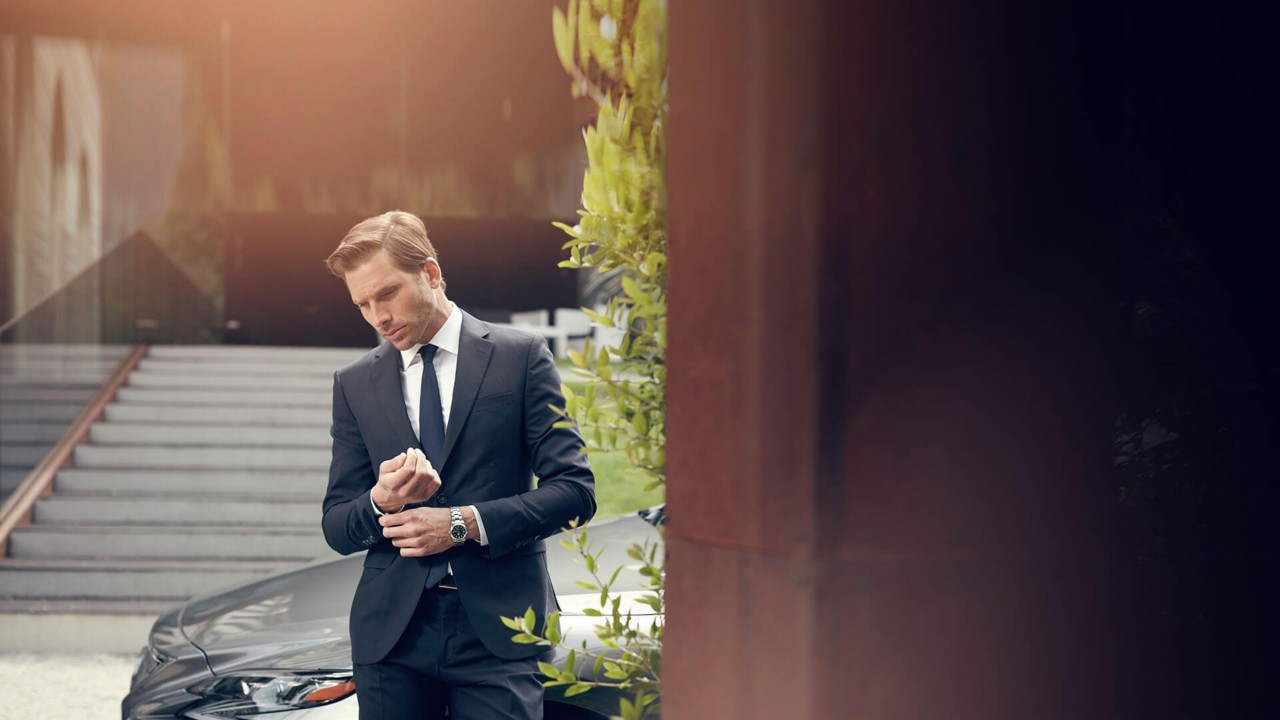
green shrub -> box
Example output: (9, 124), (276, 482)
(507, 1), (667, 717)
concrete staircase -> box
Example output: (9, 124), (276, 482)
(1, 344), (134, 505)
(0, 344), (365, 649)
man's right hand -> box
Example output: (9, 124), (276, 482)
(371, 448), (441, 512)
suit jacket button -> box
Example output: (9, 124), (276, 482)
(435, 493), (449, 505)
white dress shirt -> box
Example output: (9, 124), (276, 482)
(370, 302), (489, 546)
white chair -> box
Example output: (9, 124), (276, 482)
(509, 309), (549, 326)
(503, 309), (568, 358)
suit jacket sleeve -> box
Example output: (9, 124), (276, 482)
(321, 370), (386, 555)
(472, 335), (597, 558)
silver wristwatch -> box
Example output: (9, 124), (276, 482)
(448, 507), (468, 546)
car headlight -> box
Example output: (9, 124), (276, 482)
(184, 673), (355, 719)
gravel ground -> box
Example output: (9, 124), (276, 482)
(0, 653), (135, 720)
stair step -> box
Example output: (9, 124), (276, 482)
(115, 387), (327, 407)
(54, 468), (324, 495)
(73, 444), (329, 469)
(0, 598), (176, 616)
(51, 489), (319, 503)
(2, 469), (30, 493)
(127, 371), (332, 390)
(0, 357), (125, 373)
(0, 344), (133, 360)
(0, 422), (68, 442)
(0, 374), (113, 387)
(0, 559), (290, 600)
(148, 345), (365, 362)
(0, 402), (86, 421)
(8, 524), (332, 561)
(0, 385), (112, 402)
(33, 495), (318, 525)
(137, 358), (344, 376)
(1, 444), (53, 467)
(103, 403), (329, 425)
(89, 422), (329, 447)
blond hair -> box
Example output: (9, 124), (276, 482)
(325, 211), (442, 282)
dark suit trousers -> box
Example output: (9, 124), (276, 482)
(353, 586), (551, 720)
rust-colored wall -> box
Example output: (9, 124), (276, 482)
(665, 1), (1122, 717)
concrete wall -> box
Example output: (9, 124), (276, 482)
(5, 36), (103, 328)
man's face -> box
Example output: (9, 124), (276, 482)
(344, 250), (443, 350)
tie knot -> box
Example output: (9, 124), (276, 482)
(419, 344), (438, 363)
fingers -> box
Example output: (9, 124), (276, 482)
(376, 448), (440, 507)
(377, 509), (447, 557)
(409, 448), (434, 476)
(377, 452), (408, 475)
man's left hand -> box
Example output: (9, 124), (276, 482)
(379, 507), (454, 557)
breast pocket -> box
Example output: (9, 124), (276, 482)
(470, 391), (514, 415)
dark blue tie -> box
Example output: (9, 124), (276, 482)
(418, 344), (450, 589)
(418, 344), (446, 464)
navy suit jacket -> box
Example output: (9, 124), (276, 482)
(321, 310), (596, 664)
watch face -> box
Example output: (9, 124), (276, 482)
(450, 524), (467, 542)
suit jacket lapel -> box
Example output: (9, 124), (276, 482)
(371, 341), (421, 452)
(441, 312), (492, 470)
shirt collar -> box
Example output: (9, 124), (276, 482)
(399, 302), (460, 369)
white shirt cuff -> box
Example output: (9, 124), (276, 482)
(469, 504), (489, 546)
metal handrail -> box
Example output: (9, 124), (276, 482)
(0, 344), (148, 556)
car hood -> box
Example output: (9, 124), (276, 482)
(179, 510), (662, 675)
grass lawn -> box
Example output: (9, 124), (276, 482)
(589, 449), (664, 519)
(554, 357), (593, 396)
(553, 359), (663, 518)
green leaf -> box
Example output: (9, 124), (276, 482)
(582, 307), (615, 328)
(546, 611), (562, 644)
(564, 683), (593, 698)
(621, 274), (640, 298)
(538, 661), (561, 678)
(523, 607), (537, 632)
(552, 7), (574, 75)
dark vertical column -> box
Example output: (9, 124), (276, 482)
(665, 1), (1124, 717)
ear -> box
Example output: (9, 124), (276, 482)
(423, 257), (443, 288)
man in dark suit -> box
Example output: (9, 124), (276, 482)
(320, 210), (596, 719)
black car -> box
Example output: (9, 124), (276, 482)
(123, 508), (663, 720)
